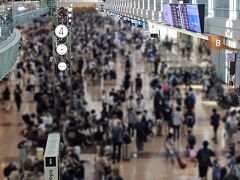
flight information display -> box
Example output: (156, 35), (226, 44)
(186, 4), (201, 33)
(162, 3), (205, 33)
(171, 4), (182, 28)
(179, 4), (189, 30)
(163, 4), (173, 26)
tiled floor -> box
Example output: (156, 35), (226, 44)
(0, 53), (230, 180)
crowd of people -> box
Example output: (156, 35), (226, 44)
(1, 9), (240, 180)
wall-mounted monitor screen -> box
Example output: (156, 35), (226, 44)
(162, 3), (205, 33)
(163, 4), (173, 26)
(171, 4), (182, 28)
(186, 4), (201, 33)
(179, 4), (189, 30)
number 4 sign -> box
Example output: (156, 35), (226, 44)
(55, 25), (68, 38)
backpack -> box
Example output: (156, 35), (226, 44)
(186, 115), (195, 127)
(189, 93), (196, 104)
(163, 82), (169, 92)
(199, 150), (211, 167)
(172, 77), (178, 86)
(213, 165), (221, 180)
(123, 133), (132, 144)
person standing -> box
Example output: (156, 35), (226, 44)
(210, 109), (220, 143)
(174, 88), (182, 107)
(27, 71), (36, 102)
(184, 108), (195, 130)
(112, 121), (124, 163)
(154, 53), (160, 75)
(127, 107), (137, 137)
(2, 86), (11, 111)
(196, 141), (215, 180)
(188, 87), (196, 109)
(135, 118), (146, 156)
(123, 71), (131, 91)
(14, 85), (22, 112)
(172, 106), (184, 141)
(186, 128), (196, 152)
(135, 73), (143, 94)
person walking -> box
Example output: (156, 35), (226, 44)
(14, 85), (22, 112)
(196, 141), (215, 180)
(210, 108), (220, 143)
(2, 86), (11, 111)
(135, 73), (143, 94)
(164, 132), (175, 164)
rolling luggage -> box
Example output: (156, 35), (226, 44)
(189, 149), (197, 162)
(177, 153), (187, 169)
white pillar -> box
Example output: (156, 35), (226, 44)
(208, 0), (214, 17)
(229, 0), (237, 20)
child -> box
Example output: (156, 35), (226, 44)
(212, 159), (221, 180)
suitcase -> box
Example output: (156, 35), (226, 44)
(189, 149), (196, 162)
(177, 154), (187, 169)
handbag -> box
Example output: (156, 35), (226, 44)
(123, 133), (132, 144)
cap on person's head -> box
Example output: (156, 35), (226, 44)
(203, 140), (209, 147)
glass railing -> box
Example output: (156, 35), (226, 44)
(0, 3), (14, 43)
(13, 0), (48, 16)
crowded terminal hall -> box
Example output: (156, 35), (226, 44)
(0, 0), (240, 180)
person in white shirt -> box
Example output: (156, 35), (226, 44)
(101, 90), (108, 110)
(135, 97), (145, 115)
(127, 95), (136, 111)
(172, 106), (184, 141)
(27, 71), (36, 93)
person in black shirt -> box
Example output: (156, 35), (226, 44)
(135, 118), (147, 156)
(123, 71), (131, 91)
(135, 73), (143, 94)
(196, 141), (215, 180)
(210, 108), (221, 143)
(14, 85), (22, 112)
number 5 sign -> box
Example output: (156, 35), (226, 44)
(55, 24), (68, 38)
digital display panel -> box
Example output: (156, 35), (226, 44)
(186, 5), (201, 33)
(179, 4), (189, 30)
(162, 3), (204, 33)
(163, 4), (173, 26)
(171, 4), (182, 28)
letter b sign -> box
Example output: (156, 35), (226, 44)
(208, 36), (224, 50)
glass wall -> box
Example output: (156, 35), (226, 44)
(237, 0), (240, 19)
(213, 0), (229, 18)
